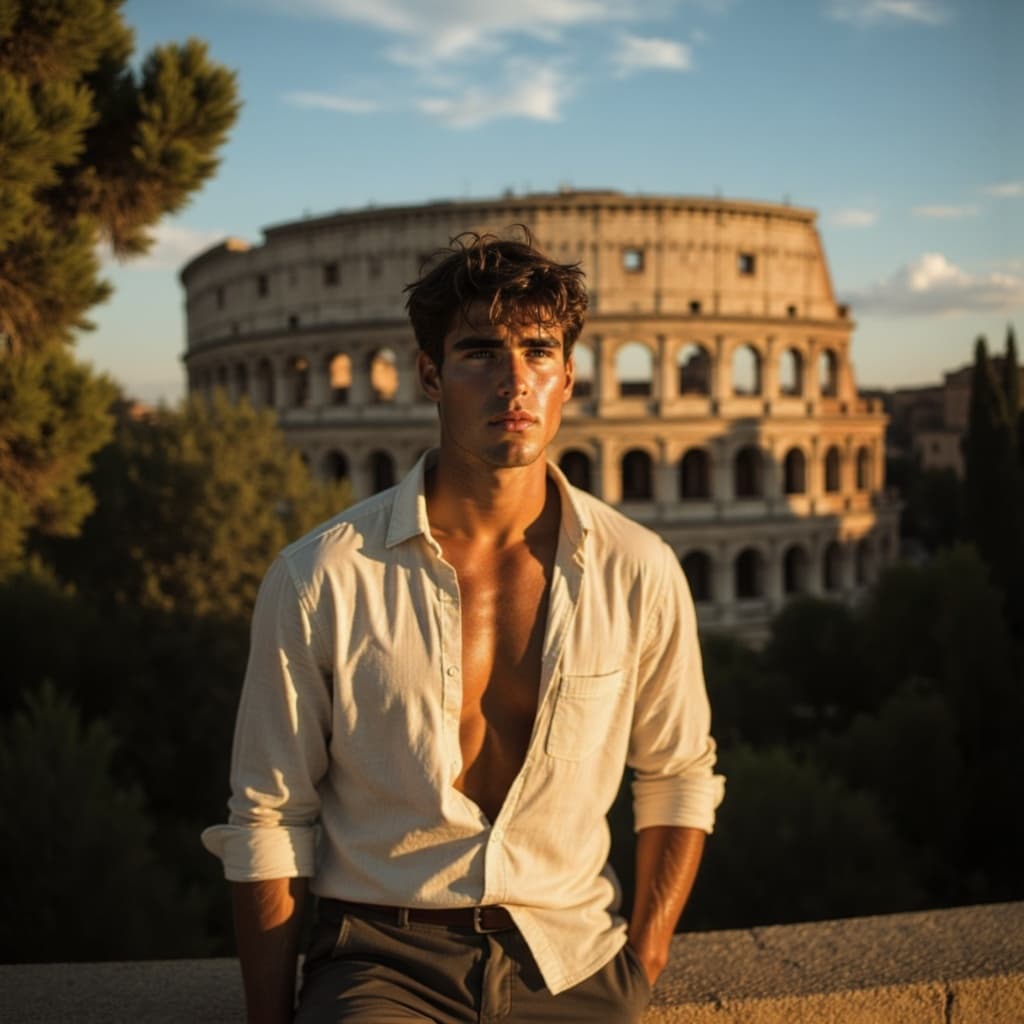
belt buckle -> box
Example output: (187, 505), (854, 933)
(473, 906), (488, 933)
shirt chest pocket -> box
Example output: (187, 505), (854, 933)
(545, 669), (627, 762)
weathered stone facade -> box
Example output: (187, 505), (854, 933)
(180, 190), (898, 639)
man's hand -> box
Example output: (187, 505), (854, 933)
(232, 877), (308, 1024)
(628, 826), (706, 987)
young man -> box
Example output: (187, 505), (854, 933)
(203, 233), (724, 1023)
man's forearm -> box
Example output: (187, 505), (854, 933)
(628, 825), (706, 986)
(231, 877), (308, 1024)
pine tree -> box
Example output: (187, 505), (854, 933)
(0, 0), (239, 575)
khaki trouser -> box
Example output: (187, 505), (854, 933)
(295, 899), (652, 1023)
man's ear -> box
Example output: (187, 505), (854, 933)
(563, 352), (575, 401)
(418, 351), (441, 401)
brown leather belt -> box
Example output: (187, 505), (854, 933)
(327, 898), (516, 934)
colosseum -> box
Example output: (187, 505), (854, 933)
(180, 189), (898, 640)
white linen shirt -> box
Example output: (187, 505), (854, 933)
(202, 451), (724, 995)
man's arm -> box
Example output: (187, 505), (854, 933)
(627, 825), (706, 986)
(232, 877), (308, 1024)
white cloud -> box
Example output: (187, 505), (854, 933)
(613, 34), (693, 76)
(831, 208), (878, 228)
(99, 221), (226, 271)
(284, 0), (628, 67)
(825, 0), (950, 26)
(842, 253), (1024, 316)
(284, 91), (379, 114)
(911, 204), (980, 219)
(417, 60), (569, 128)
(984, 180), (1024, 198)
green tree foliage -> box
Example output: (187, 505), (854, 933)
(813, 682), (967, 899)
(899, 466), (964, 553)
(0, 682), (209, 961)
(0, 349), (116, 573)
(701, 630), (792, 748)
(53, 393), (349, 621)
(761, 597), (869, 734)
(0, 0), (239, 570)
(963, 331), (1024, 640)
(4, 395), (349, 957)
(1002, 324), (1020, 441)
(686, 745), (923, 930)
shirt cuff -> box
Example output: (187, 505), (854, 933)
(200, 823), (317, 881)
(632, 773), (726, 834)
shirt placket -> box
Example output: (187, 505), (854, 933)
(436, 561), (464, 782)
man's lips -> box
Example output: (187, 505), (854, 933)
(489, 412), (538, 432)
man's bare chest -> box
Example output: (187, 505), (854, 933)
(445, 545), (553, 709)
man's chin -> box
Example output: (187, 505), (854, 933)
(481, 441), (545, 469)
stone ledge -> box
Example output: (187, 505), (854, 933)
(2, 902), (1021, 1023)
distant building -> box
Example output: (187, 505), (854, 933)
(180, 190), (898, 640)
(886, 358), (1022, 479)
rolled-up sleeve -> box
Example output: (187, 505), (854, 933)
(201, 555), (332, 880)
(628, 544), (725, 834)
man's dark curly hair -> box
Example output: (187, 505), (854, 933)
(404, 228), (588, 368)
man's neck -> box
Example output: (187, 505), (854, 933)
(425, 452), (556, 549)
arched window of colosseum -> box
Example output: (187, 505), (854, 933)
(369, 450), (396, 493)
(734, 445), (763, 498)
(621, 449), (653, 501)
(215, 365), (229, 393)
(329, 352), (352, 404)
(856, 446), (871, 490)
(855, 538), (873, 585)
(679, 448), (711, 499)
(369, 348), (399, 403)
(323, 450), (349, 483)
(288, 356), (310, 408)
(615, 342), (653, 398)
(779, 348), (803, 396)
(823, 541), (844, 591)
(256, 359), (274, 407)
(824, 446), (841, 493)
(783, 448), (806, 495)
(234, 363), (249, 401)
(559, 450), (593, 493)
(676, 343), (711, 396)
(682, 551), (713, 603)
(783, 545), (808, 595)
(571, 342), (594, 399)
(731, 344), (762, 396)
(735, 548), (764, 599)
(819, 349), (839, 397)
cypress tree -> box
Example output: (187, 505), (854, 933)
(0, 0), (239, 575)
(1003, 324), (1020, 451)
(964, 335), (1024, 641)
(963, 337), (1013, 569)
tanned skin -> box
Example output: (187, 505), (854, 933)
(231, 877), (307, 1024)
(230, 303), (704, 1020)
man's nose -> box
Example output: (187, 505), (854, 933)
(497, 354), (528, 396)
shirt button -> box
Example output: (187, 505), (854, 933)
(446, 666), (459, 676)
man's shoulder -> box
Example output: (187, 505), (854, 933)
(566, 485), (672, 571)
(279, 485), (399, 582)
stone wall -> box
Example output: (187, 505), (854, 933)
(3, 902), (1021, 1023)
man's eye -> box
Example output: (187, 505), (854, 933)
(528, 347), (554, 358)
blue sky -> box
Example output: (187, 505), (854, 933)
(87, 0), (1023, 403)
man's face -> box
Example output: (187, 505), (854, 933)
(418, 302), (575, 471)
